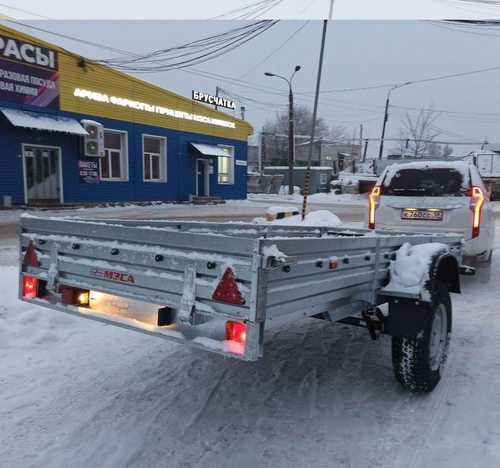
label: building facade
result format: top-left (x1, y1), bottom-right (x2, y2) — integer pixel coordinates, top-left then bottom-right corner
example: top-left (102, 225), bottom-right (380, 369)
top-left (0, 25), bottom-right (253, 206)
top-left (261, 134), bottom-right (361, 173)
top-left (263, 166), bottom-right (333, 193)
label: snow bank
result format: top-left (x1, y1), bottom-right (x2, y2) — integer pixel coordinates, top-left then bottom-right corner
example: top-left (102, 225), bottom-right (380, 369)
top-left (266, 209), bottom-right (342, 227)
top-left (384, 242), bottom-right (449, 301)
top-left (248, 192), bottom-right (367, 206)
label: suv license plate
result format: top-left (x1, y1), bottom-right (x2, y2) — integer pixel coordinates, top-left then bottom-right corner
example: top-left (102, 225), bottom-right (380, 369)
top-left (401, 209), bottom-right (443, 221)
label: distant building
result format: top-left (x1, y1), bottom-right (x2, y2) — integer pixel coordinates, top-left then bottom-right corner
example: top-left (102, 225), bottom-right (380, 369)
top-left (263, 166), bottom-right (333, 193)
top-left (261, 135), bottom-right (361, 173)
top-left (247, 145), bottom-right (259, 172)
top-left (0, 25), bottom-right (252, 206)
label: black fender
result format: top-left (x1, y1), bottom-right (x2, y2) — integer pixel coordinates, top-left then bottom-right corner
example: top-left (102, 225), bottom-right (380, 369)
top-left (385, 249), bottom-right (459, 340)
top-left (426, 252), bottom-right (461, 295)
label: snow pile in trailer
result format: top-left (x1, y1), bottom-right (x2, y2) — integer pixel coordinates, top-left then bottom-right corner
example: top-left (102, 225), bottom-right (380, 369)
top-left (257, 209), bottom-right (343, 227)
top-left (382, 160), bottom-right (472, 189)
top-left (384, 242), bottom-right (449, 301)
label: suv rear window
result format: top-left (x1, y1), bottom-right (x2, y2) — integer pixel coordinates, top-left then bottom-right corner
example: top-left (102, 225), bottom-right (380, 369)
top-left (382, 168), bottom-right (469, 197)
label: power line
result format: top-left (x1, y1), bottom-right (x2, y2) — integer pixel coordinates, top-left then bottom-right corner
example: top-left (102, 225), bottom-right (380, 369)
top-left (99, 21), bottom-right (279, 72)
top-left (5, 19), bottom-right (141, 57)
top-left (239, 21), bottom-right (310, 78)
top-left (0, 2), bottom-right (50, 19)
top-left (391, 103), bottom-right (500, 117)
top-left (102, 21), bottom-right (273, 64)
top-left (209, 0), bottom-right (284, 20)
top-left (296, 0), bottom-right (320, 16)
top-left (428, 20), bottom-right (500, 38)
top-left (6, 19), bottom-right (279, 73)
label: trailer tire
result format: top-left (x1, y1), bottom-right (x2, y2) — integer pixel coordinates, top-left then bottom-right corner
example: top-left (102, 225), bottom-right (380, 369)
top-left (391, 282), bottom-right (451, 393)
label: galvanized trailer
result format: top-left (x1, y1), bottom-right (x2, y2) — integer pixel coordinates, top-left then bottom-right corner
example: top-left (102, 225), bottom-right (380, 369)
top-left (19, 215), bottom-right (468, 392)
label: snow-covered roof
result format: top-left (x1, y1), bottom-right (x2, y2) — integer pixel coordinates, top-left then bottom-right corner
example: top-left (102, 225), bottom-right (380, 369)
top-left (190, 143), bottom-right (228, 157)
top-left (1, 108), bottom-right (88, 136)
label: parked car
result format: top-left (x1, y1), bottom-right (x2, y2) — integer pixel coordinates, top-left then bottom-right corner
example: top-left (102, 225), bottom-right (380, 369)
top-left (367, 161), bottom-right (495, 261)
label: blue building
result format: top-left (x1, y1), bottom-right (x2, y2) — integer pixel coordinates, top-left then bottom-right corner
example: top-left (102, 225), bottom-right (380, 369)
top-left (0, 25), bottom-right (253, 206)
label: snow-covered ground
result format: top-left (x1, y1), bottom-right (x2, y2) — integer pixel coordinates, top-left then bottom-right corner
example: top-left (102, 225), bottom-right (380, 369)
top-left (249, 192), bottom-right (368, 206)
top-left (2, 208), bottom-right (500, 467)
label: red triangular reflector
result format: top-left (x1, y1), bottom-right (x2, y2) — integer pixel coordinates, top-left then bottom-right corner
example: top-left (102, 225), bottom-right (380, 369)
top-left (23, 242), bottom-right (40, 268)
top-left (212, 268), bottom-right (246, 305)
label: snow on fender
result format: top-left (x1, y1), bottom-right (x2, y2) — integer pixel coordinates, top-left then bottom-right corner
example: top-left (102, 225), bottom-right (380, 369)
top-left (382, 242), bottom-right (458, 302)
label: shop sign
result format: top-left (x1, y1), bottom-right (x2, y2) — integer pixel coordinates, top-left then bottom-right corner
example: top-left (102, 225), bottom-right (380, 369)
top-left (78, 160), bottom-right (100, 184)
top-left (0, 34), bottom-right (59, 109)
top-left (73, 88), bottom-right (237, 130)
top-left (192, 91), bottom-right (236, 110)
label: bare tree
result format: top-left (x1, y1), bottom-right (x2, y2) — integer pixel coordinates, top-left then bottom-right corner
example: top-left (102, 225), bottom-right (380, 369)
top-left (330, 124), bottom-right (348, 142)
top-left (262, 105), bottom-right (347, 166)
top-left (400, 106), bottom-right (441, 158)
top-left (262, 104), bottom-right (343, 139)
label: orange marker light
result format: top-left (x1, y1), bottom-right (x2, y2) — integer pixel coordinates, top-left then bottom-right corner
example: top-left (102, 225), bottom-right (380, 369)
top-left (368, 185), bottom-right (381, 230)
top-left (470, 186), bottom-right (485, 239)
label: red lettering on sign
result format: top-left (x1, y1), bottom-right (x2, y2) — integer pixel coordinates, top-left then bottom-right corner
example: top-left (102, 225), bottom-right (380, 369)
top-left (90, 269), bottom-right (135, 284)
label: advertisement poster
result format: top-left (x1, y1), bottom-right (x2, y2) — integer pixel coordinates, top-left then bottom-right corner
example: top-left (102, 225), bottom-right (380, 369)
top-left (78, 160), bottom-right (100, 184)
top-left (0, 33), bottom-right (60, 109)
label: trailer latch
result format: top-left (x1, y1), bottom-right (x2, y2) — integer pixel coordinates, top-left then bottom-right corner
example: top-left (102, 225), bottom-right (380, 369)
top-left (266, 255), bottom-right (298, 271)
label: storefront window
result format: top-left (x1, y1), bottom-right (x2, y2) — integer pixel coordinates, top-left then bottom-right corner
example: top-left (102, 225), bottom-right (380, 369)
top-left (101, 130), bottom-right (128, 181)
top-left (218, 145), bottom-right (234, 185)
top-left (143, 135), bottom-right (166, 182)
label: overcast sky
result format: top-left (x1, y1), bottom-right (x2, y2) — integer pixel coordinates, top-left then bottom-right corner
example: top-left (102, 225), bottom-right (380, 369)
top-left (5, 19), bottom-right (500, 156)
top-left (2, 1), bottom-right (500, 20)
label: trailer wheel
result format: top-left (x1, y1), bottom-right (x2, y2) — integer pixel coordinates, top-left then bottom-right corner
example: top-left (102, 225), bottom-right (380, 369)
top-left (391, 283), bottom-right (451, 393)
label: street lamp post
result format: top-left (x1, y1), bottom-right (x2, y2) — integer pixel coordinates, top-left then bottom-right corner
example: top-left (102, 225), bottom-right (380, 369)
top-left (377, 81), bottom-right (412, 160)
top-left (265, 65), bottom-right (301, 195)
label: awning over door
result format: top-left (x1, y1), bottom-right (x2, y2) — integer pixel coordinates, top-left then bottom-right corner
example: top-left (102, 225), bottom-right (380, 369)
top-left (1, 108), bottom-right (88, 136)
top-left (190, 142), bottom-right (228, 157)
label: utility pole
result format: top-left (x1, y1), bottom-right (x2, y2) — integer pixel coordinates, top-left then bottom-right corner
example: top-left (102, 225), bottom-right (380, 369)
top-left (362, 139), bottom-right (368, 163)
top-left (378, 91), bottom-right (391, 160)
top-left (215, 85), bottom-right (220, 111)
top-left (377, 81), bottom-right (412, 160)
top-left (359, 123), bottom-right (363, 159)
top-left (288, 86), bottom-right (294, 193)
top-left (328, 0), bottom-right (335, 19)
top-left (302, 20), bottom-right (328, 220)
top-left (265, 65), bottom-right (302, 195)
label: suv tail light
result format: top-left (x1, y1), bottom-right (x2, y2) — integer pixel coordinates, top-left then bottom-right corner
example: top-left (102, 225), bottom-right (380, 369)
top-left (212, 268), bottom-right (246, 306)
top-left (23, 276), bottom-right (39, 299)
top-left (368, 185), bottom-right (381, 229)
top-left (470, 186), bottom-right (485, 239)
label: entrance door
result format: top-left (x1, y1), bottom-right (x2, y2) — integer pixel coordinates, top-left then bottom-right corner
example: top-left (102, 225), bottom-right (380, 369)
top-left (24, 146), bottom-right (61, 204)
top-left (196, 159), bottom-right (209, 197)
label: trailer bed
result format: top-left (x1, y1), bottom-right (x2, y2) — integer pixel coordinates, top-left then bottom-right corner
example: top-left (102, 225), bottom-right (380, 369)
top-left (19, 215), bottom-right (463, 362)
